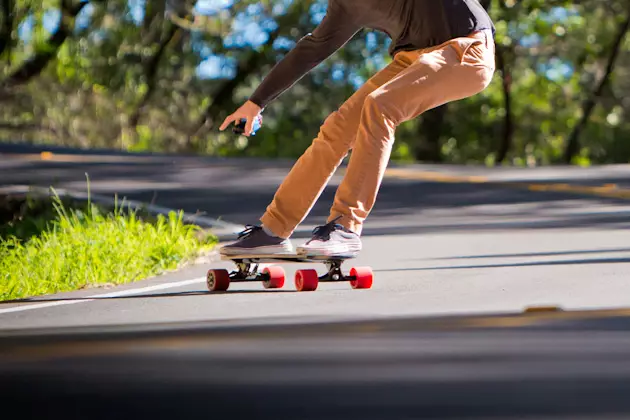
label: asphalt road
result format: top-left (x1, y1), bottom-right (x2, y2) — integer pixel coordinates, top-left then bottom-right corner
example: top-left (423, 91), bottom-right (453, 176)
top-left (1, 145), bottom-right (630, 329)
top-left (1, 144), bottom-right (630, 418)
top-left (3, 310), bottom-right (630, 419)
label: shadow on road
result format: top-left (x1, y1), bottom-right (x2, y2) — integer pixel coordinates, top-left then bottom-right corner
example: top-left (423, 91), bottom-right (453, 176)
top-left (375, 256), bottom-right (630, 273)
top-left (2, 308), bottom-right (630, 419)
top-left (430, 247), bottom-right (630, 260)
top-left (0, 289), bottom-right (297, 306)
top-left (5, 149), bottom-right (630, 418)
top-left (3, 157), bottom-right (630, 236)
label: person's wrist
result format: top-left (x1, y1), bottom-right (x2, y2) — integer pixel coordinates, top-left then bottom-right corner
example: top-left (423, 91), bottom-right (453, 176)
top-left (247, 98), bottom-right (264, 112)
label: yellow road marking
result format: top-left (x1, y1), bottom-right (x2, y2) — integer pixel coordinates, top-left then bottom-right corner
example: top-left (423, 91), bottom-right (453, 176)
top-left (2, 152), bottom-right (163, 164)
top-left (380, 168), bottom-right (630, 200)
top-left (383, 168), bottom-right (489, 183)
top-left (523, 306), bottom-right (564, 313)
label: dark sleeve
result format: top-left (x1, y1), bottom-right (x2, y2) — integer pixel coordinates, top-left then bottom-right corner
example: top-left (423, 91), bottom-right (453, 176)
top-left (249, 1), bottom-right (361, 109)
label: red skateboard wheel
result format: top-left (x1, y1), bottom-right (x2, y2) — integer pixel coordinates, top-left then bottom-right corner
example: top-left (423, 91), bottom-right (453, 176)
top-left (207, 269), bottom-right (230, 292)
top-left (263, 266), bottom-right (285, 289)
top-left (295, 269), bottom-right (319, 292)
top-left (350, 267), bottom-right (373, 290)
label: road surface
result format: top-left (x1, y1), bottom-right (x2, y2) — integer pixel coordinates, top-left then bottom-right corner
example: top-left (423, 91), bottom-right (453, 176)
top-left (1, 144), bottom-right (630, 418)
top-left (1, 145), bottom-right (629, 329)
top-left (3, 309), bottom-right (630, 419)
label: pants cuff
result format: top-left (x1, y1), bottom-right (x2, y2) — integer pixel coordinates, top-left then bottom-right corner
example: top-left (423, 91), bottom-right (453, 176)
top-left (328, 214), bottom-right (363, 236)
top-left (260, 213), bottom-right (292, 239)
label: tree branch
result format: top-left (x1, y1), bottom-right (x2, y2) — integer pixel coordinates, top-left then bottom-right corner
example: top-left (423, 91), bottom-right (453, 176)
top-left (189, 2), bottom-right (309, 139)
top-left (0, 0), bottom-right (90, 89)
top-left (127, 21), bottom-right (181, 129)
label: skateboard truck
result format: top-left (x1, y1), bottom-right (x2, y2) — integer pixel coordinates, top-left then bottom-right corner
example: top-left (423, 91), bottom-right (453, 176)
top-left (293, 258), bottom-right (372, 292)
top-left (207, 260), bottom-right (285, 292)
top-left (322, 260), bottom-right (345, 281)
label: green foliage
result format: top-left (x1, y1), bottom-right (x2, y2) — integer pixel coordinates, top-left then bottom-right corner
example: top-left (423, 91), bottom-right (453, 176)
top-left (0, 0), bottom-right (629, 164)
top-left (0, 191), bottom-right (216, 301)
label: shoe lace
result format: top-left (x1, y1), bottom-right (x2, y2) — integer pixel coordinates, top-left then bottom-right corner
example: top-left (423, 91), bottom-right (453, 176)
top-left (237, 225), bottom-right (261, 239)
top-left (311, 216), bottom-right (343, 241)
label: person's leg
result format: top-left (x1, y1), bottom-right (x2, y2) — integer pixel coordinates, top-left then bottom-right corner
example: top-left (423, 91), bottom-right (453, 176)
top-left (220, 56), bottom-right (412, 255)
top-left (259, 57), bottom-right (412, 239)
top-left (298, 31), bottom-right (495, 256)
top-left (333, 32), bottom-right (495, 235)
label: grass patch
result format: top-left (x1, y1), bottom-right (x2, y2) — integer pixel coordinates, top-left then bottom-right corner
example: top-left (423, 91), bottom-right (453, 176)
top-left (1, 190), bottom-right (217, 301)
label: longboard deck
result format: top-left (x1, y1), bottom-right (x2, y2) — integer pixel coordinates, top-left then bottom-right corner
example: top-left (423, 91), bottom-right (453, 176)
top-left (220, 253), bottom-right (355, 264)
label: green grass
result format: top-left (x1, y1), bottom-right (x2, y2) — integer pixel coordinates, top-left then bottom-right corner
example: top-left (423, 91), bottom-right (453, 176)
top-left (0, 191), bottom-right (217, 301)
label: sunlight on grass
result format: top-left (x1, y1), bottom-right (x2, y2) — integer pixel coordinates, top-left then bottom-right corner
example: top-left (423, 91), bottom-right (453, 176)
top-left (0, 190), bottom-right (216, 301)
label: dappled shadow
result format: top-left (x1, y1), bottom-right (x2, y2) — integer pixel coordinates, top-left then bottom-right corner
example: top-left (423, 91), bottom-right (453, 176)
top-left (0, 288), bottom-right (297, 305)
top-left (375, 256), bottom-right (630, 273)
top-left (517, 176), bottom-right (630, 189)
top-left (2, 151), bottom-right (630, 237)
top-left (4, 305), bottom-right (630, 419)
top-left (430, 247), bottom-right (630, 260)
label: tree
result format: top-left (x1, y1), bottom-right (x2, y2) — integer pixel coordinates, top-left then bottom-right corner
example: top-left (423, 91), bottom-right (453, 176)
top-left (563, 2), bottom-right (630, 163)
top-left (0, 0), bottom-right (629, 166)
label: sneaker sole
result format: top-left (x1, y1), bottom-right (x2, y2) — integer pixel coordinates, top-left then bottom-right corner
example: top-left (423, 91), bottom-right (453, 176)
top-left (296, 246), bottom-right (361, 259)
top-left (220, 245), bottom-right (294, 256)
top-left (299, 252), bottom-right (360, 259)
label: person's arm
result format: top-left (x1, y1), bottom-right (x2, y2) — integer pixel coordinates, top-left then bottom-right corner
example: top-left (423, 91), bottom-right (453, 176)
top-left (220, 0), bottom-right (360, 136)
top-left (249, 0), bottom-right (361, 109)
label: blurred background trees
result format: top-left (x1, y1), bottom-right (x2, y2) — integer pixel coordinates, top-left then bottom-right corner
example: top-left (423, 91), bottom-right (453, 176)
top-left (1, 0), bottom-right (629, 166)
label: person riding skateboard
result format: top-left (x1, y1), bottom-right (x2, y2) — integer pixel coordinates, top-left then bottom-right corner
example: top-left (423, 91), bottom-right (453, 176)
top-left (219, 0), bottom-right (496, 258)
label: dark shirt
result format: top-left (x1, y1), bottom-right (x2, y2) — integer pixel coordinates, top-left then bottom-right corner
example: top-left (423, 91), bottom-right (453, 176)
top-left (249, 0), bottom-right (495, 109)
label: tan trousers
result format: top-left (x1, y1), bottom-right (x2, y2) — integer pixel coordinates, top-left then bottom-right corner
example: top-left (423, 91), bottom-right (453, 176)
top-left (261, 30), bottom-right (496, 238)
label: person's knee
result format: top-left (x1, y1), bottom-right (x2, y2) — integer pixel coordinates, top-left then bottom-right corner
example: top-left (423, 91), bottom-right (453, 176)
top-left (312, 110), bottom-right (352, 155)
top-left (478, 66), bottom-right (495, 90)
top-left (458, 66), bottom-right (495, 100)
top-left (363, 91), bottom-right (402, 129)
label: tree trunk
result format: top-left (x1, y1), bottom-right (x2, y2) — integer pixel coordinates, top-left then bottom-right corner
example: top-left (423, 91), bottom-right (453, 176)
top-left (492, 0), bottom-right (516, 164)
top-left (0, 0), bottom-right (12, 58)
top-left (495, 46), bottom-right (513, 164)
top-left (415, 105), bottom-right (446, 162)
top-left (563, 10), bottom-right (630, 164)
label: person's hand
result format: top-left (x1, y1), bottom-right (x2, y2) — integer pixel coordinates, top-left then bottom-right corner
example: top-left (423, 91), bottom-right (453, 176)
top-left (219, 100), bottom-right (263, 136)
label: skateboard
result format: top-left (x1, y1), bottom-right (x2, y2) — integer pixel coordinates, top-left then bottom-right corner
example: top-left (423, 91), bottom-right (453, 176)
top-left (206, 253), bottom-right (373, 292)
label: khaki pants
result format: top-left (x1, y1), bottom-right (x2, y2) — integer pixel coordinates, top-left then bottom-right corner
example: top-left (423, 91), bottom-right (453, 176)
top-left (261, 30), bottom-right (496, 238)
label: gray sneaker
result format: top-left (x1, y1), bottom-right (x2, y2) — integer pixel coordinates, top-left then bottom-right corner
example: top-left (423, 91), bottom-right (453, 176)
top-left (297, 218), bottom-right (362, 258)
top-left (220, 225), bottom-right (293, 256)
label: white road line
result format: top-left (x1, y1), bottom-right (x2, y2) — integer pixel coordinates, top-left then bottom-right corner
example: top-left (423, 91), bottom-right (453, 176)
top-left (0, 277), bottom-right (206, 315)
top-left (0, 299), bottom-right (95, 315)
top-left (0, 185), bottom-right (277, 316)
top-left (0, 263), bottom-right (276, 315)
top-left (0, 277), bottom-right (207, 315)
